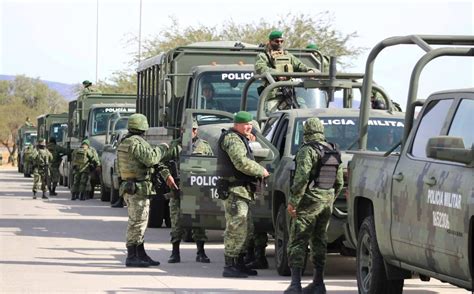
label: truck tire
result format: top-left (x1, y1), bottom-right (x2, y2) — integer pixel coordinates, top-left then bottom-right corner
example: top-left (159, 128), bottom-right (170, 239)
top-left (357, 216), bottom-right (404, 294)
top-left (148, 196), bottom-right (165, 228)
top-left (275, 204), bottom-right (290, 276)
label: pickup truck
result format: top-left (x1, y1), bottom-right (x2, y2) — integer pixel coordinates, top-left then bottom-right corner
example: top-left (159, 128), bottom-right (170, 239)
top-left (346, 35), bottom-right (473, 293)
top-left (177, 72), bottom-right (405, 275)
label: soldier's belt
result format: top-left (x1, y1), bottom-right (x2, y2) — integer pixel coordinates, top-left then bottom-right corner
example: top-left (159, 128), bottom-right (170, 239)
top-left (124, 178), bottom-right (148, 182)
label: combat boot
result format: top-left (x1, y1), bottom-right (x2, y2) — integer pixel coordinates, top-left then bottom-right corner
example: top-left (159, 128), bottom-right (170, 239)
top-left (168, 241), bottom-right (181, 263)
top-left (71, 192), bottom-right (77, 200)
top-left (136, 242), bottom-right (160, 266)
top-left (195, 240), bottom-right (210, 263)
top-left (284, 267), bottom-right (302, 293)
top-left (246, 246), bottom-right (268, 269)
top-left (236, 254), bottom-right (257, 276)
top-left (222, 255), bottom-right (248, 278)
top-left (79, 192), bottom-right (85, 201)
top-left (50, 184), bottom-right (57, 196)
top-left (111, 197), bottom-right (124, 208)
top-left (33, 191), bottom-right (37, 199)
top-left (125, 245), bottom-right (150, 267)
top-left (302, 266), bottom-right (326, 294)
top-left (42, 192), bottom-right (48, 200)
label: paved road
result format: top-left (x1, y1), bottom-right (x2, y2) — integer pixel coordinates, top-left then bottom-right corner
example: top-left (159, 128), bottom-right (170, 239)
top-left (0, 167), bottom-right (470, 293)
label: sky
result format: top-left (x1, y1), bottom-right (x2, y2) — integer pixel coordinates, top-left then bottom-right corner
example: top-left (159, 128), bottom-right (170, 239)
top-left (1, 0), bottom-right (473, 109)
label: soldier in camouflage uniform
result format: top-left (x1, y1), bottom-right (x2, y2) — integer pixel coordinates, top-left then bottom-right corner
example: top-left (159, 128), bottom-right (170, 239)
top-left (255, 30), bottom-right (314, 114)
top-left (71, 139), bottom-right (100, 201)
top-left (159, 121), bottom-right (213, 264)
top-left (47, 137), bottom-right (67, 196)
top-left (117, 113), bottom-right (168, 268)
top-left (23, 143), bottom-right (36, 177)
top-left (218, 111), bottom-right (270, 278)
top-left (284, 117), bottom-right (344, 294)
top-left (86, 146), bottom-right (101, 199)
top-left (31, 138), bottom-right (53, 199)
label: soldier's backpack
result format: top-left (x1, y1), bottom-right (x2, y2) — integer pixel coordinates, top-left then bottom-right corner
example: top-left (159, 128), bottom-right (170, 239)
top-left (304, 141), bottom-right (342, 189)
top-left (73, 148), bottom-right (88, 167)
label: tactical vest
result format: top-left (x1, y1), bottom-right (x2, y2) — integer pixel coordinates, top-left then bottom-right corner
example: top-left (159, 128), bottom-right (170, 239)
top-left (217, 129), bottom-right (256, 183)
top-left (117, 135), bottom-right (149, 181)
top-left (270, 50), bottom-right (293, 73)
top-left (36, 149), bottom-right (50, 167)
top-left (73, 148), bottom-right (88, 166)
top-left (304, 141), bottom-right (342, 190)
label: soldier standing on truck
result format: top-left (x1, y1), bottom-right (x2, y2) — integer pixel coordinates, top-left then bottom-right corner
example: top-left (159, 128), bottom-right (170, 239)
top-left (217, 111), bottom-right (270, 278)
top-left (31, 138), bottom-right (53, 200)
top-left (71, 139), bottom-right (100, 201)
top-left (255, 30), bottom-right (314, 114)
top-left (47, 137), bottom-right (67, 196)
top-left (284, 117), bottom-right (343, 294)
top-left (159, 120), bottom-right (213, 264)
top-left (116, 113), bottom-right (168, 268)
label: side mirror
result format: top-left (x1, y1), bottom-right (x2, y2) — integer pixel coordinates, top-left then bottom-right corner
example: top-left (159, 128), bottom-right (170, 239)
top-left (249, 141), bottom-right (271, 161)
top-left (426, 136), bottom-right (473, 165)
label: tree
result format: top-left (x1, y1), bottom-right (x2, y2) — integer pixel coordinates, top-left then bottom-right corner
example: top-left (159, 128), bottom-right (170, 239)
top-left (0, 76), bottom-right (68, 164)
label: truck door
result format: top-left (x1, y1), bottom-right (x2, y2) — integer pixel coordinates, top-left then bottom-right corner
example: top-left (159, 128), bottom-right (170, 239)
top-left (179, 109), bottom-right (280, 231)
top-left (391, 96), bottom-right (472, 280)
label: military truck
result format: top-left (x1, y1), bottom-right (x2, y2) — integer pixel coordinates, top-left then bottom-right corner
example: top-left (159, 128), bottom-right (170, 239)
top-left (37, 113), bottom-right (68, 147)
top-left (136, 41), bottom-right (326, 227)
top-left (176, 68), bottom-right (403, 275)
top-left (59, 91), bottom-right (136, 188)
top-left (16, 125), bottom-right (37, 175)
top-left (346, 35), bottom-right (473, 293)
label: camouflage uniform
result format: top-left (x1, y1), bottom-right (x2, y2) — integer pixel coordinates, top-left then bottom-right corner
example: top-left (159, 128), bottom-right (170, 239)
top-left (285, 117), bottom-right (344, 293)
top-left (87, 146), bottom-right (101, 199)
top-left (218, 111), bottom-right (267, 278)
top-left (255, 36), bottom-right (312, 114)
top-left (159, 133), bottom-right (213, 263)
top-left (32, 140), bottom-right (53, 199)
top-left (23, 144), bottom-right (36, 176)
top-left (47, 140), bottom-right (67, 196)
top-left (117, 113), bottom-right (167, 268)
top-left (71, 140), bottom-right (100, 201)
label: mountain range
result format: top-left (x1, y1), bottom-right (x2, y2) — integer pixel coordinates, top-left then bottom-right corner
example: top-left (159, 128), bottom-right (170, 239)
top-left (0, 74), bottom-right (77, 101)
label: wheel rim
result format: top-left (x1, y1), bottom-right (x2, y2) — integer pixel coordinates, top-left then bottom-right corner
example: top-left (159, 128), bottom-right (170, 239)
top-left (358, 232), bottom-right (372, 292)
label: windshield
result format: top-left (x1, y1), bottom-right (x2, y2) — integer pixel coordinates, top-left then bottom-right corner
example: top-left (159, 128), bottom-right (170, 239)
top-left (49, 123), bottom-right (67, 142)
top-left (197, 71), bottom-right (260, 115)
top-left (24, 133), bottom-right (37, 146)
top-left (91, 107), bottom-right (136, 135)
top-left (292, 117), bottom-right (404, 154)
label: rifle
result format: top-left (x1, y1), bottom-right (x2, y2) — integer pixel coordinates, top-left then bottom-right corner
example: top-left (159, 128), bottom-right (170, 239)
top-left (151, 160), bottom-right (181, 199)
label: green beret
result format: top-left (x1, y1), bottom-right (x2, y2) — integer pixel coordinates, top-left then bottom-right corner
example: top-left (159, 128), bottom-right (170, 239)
top-left (269, 30), bottom-right (283, 40)
top-left (81, 139), bottom-right (90, 146)
top-left (234, 111), bottom-right (253, 123)
top-left (82, 80), bottom-right (92, 86)
top-left (306, 43), bottom-right (319, 50)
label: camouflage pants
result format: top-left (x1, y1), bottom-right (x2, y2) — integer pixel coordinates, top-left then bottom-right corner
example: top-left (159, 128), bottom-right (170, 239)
top-left (287, 198), bottom-right (333, 269)
top-left (49, 166), bottom-right (60, 184)
top-left (248, 231), bottom-right (269, 249)
top-left (32, 168), bottom-right (47, 193)
top-left (223, 193), bottom-right (254, 257)
top-left (170, 196), bottom-right (206, 243)
top-left (72, 171), bottom-right (90, 193)
top-left (124, 192), bottom-right (150, 246)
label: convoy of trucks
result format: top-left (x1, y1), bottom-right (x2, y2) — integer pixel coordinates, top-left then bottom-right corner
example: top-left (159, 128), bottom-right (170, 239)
top-left (18, 35), bottom-right (472, 292)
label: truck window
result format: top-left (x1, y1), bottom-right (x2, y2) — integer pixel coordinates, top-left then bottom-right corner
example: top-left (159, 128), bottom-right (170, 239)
top-left (197, 72), bottom-right (260, 114)
top-left (262, 116), bottom-right (280, 140)
top-left (410, 99), bottom-right (453, 158)
top-left (91, 108), bottom-right (135, 136)
top-left (448, 99), bottom-right (474, 148)
top-left (49, 123), bottom-right (67, 143)
top-left (291, 116), bottom-right (404, 154)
